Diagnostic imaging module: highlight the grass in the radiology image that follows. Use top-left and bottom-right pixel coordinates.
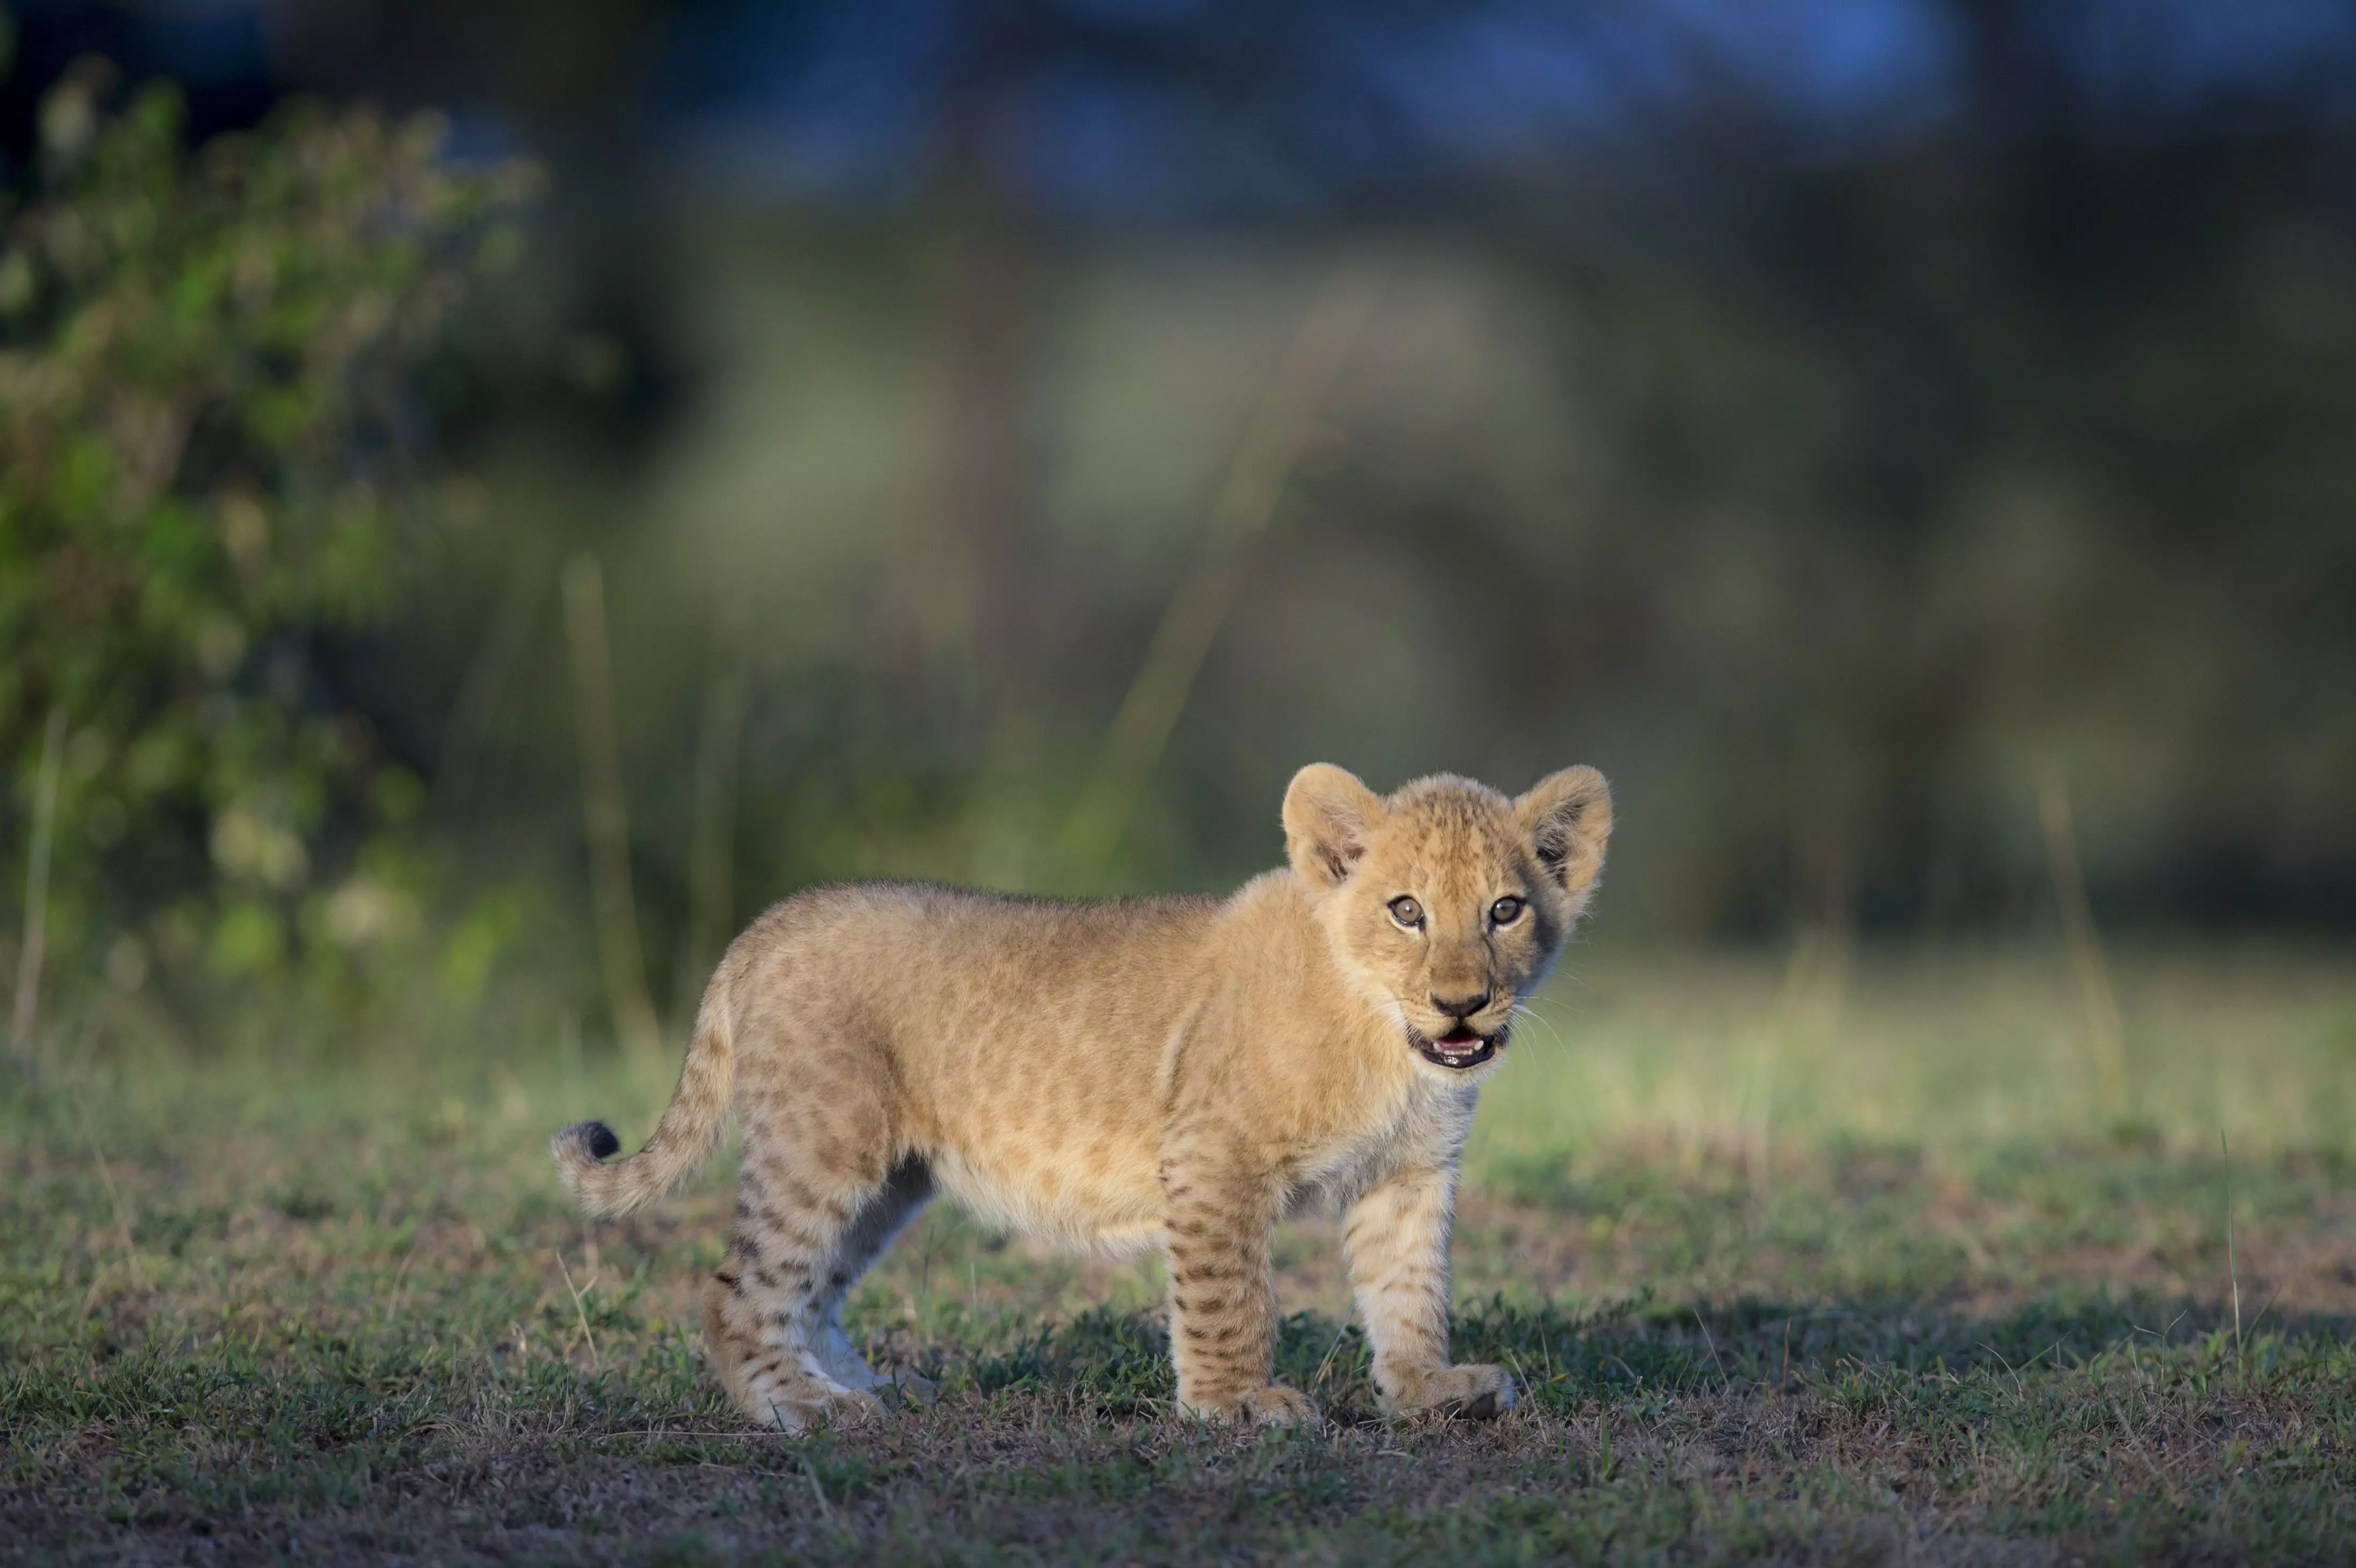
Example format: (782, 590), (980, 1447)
(6, 945), (2356, 1564)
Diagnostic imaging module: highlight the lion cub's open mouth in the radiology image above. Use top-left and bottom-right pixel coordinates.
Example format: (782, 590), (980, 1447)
(1410, 1024), (1501, 1071)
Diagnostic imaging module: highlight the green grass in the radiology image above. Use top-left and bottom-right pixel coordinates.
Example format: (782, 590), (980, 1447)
(6, 946), (2356, 1564)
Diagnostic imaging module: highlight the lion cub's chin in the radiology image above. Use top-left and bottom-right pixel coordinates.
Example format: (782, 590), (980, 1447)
(1407, 1023), (1508, 1073)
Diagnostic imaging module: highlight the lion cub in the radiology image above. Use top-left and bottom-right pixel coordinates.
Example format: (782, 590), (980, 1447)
(554, 763), (1610, 1430)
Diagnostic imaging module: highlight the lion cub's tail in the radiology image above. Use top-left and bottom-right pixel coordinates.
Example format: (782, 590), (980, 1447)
(551, 994), (735, 1218)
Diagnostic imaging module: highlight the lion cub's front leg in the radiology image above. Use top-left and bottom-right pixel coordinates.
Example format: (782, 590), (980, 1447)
(1159, 1139), (1318, 1426)
(1343, 1166), (1516, 1419)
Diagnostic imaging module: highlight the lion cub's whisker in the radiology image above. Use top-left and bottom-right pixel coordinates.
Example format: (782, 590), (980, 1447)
(1510, 1003), (1570, 1056)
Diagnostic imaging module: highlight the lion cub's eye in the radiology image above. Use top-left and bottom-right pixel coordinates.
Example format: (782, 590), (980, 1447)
(1491, 896), (1525, 926)
(1388, 896), (1425, 928)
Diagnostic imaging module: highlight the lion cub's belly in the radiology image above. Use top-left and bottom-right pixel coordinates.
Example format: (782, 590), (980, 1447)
(924, 1123), (1167, 1258)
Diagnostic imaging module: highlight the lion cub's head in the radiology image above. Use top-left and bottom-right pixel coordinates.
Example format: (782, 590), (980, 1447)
(1283, 763), (1612, 1080)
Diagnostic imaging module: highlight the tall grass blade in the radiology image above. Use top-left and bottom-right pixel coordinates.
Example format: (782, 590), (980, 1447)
(2222, 1127), (2242, 1357)
(435, 541), (552, 821)
(2040, 769), (2129, 1110)
(676, 667), (746, 1025)
(561, 553), (664, 1065)
(10, 707), (67, 1060)
(1057, 271), (1381, 881)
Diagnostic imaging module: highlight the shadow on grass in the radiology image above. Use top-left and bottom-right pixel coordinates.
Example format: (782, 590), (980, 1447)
(932, 1287), (2356, 1428)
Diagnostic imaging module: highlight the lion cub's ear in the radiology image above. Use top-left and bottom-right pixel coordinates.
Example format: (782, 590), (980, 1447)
(1283, 764), (1387, 890)
(1516, 766), (1612, 894)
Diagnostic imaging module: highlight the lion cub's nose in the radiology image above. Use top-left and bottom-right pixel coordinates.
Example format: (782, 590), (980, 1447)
(1432, 990), (1491, 1021)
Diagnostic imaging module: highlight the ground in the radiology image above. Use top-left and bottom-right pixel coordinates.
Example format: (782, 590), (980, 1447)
(5, 948), (2355, 1564)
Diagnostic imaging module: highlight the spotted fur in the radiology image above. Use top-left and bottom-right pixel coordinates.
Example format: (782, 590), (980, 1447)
(553, 764), (1611, 1430)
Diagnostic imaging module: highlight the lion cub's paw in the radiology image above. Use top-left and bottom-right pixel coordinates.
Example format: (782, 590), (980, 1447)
(754, 1385), (884, 1434)
(1239, 1384), (1321, 1426)
(1189, 1384), (1321, 1427)
(1390, 1364), (1517, 1421)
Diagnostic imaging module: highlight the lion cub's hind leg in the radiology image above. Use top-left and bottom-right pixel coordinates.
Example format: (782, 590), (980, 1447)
(702, 1090), (917, 1431)
(812, 1158), (936, 1404)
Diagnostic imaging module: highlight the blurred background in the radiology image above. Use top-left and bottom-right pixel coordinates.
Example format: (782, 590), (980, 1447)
(3, 0), (2353, 1065)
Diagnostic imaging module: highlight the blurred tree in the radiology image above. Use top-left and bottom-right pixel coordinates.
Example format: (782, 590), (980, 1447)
(0, 53), (533, 1014)
(5, 0), (2353, 977)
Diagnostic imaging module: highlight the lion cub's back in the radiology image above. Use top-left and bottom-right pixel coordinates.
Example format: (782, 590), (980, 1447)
(759, 880), (1217, 1031)
(746, 882), (1220, 1242)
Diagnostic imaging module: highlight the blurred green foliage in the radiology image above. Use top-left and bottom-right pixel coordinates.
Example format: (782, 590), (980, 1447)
(5, 7), (2354, 1064)
(0, 57), (533, 1018)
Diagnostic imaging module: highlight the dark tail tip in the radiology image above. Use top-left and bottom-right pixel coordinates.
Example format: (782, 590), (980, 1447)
(569, 1120), (620, 1160)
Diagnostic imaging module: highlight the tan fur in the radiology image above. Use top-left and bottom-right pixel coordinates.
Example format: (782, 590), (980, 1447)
(553, 764), (1611, 1430)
